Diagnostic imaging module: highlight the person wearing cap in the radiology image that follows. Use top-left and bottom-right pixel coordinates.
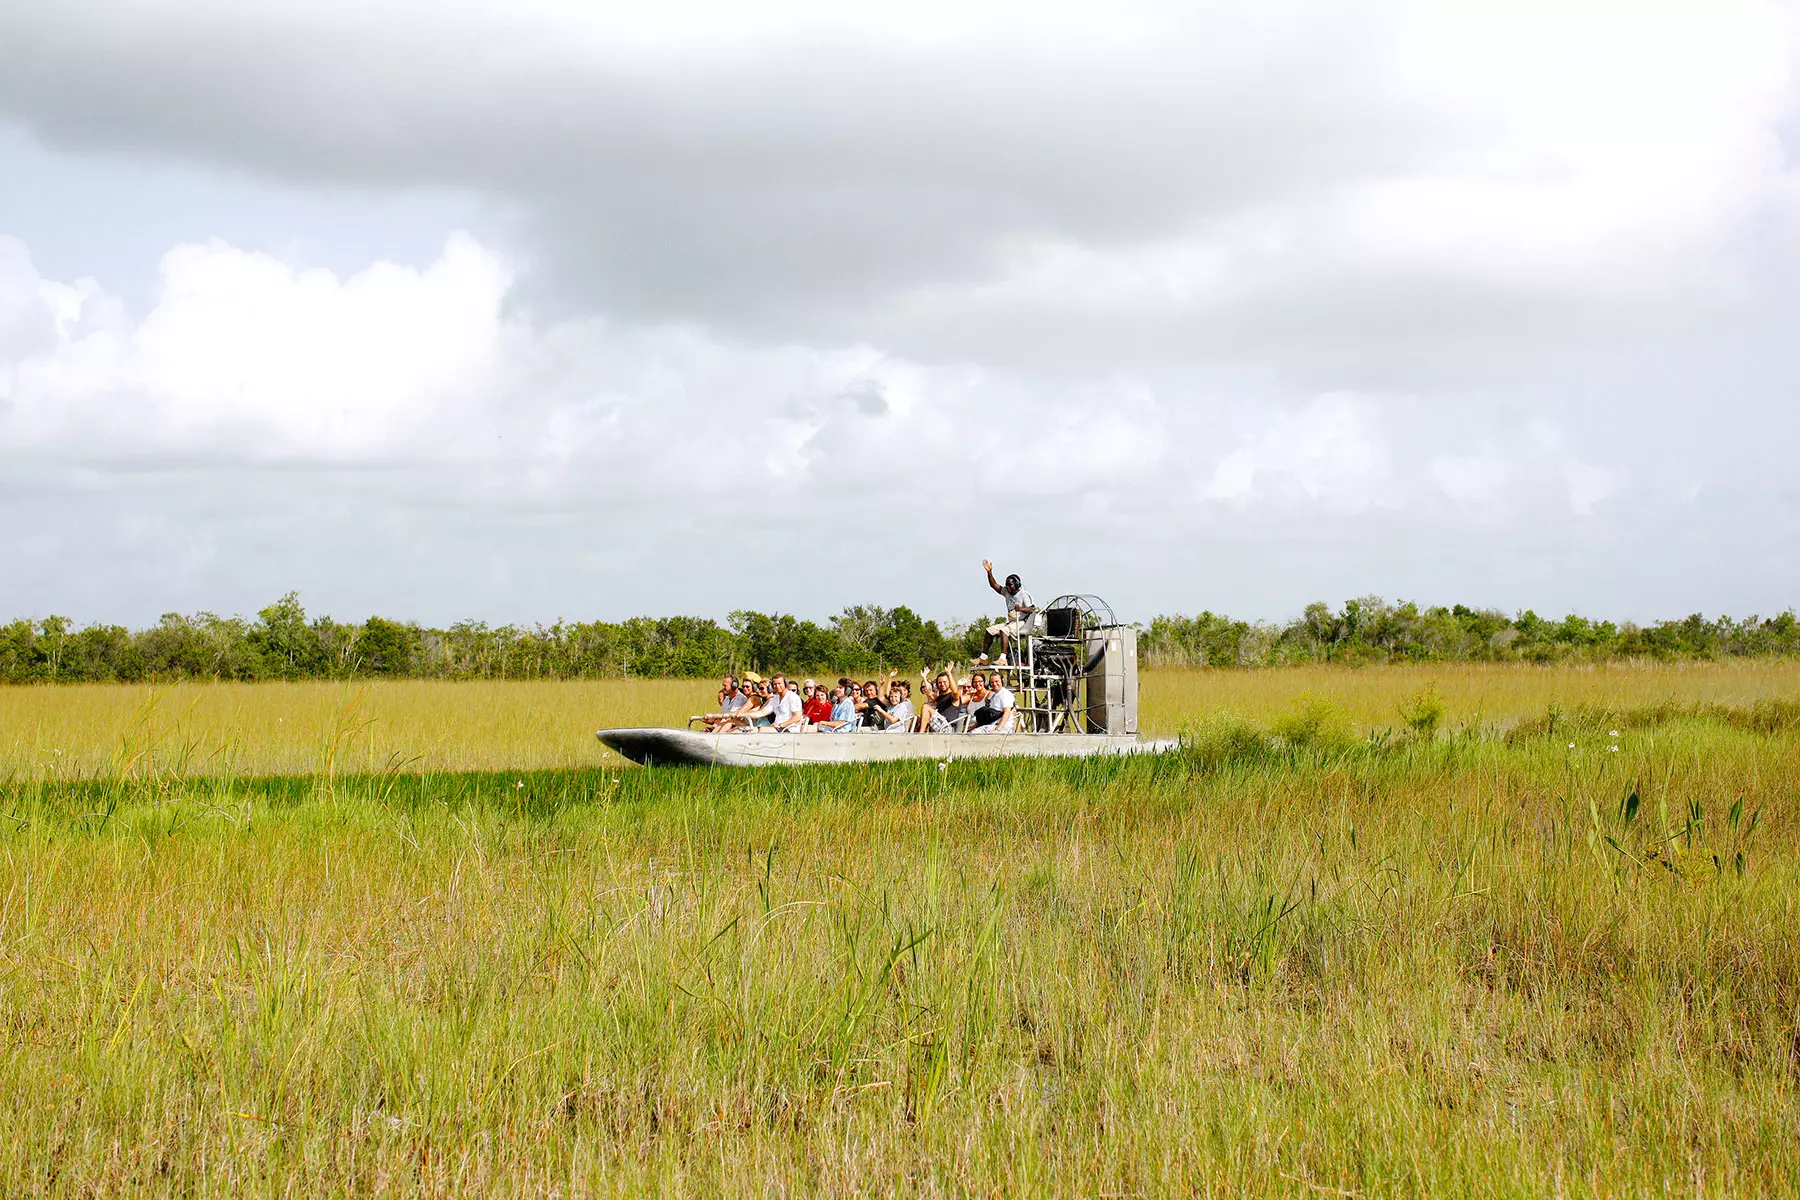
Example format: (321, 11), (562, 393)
(978, 559), (1036, 665)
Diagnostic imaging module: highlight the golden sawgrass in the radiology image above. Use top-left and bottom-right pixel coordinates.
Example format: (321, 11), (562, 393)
(5, 660), (1800, 779)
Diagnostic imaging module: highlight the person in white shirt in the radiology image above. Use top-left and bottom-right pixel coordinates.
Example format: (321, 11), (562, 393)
(731, 673), (807, 732)
(765, 674), (806, 732)
(978, 559), (1036, 665)
(968, 671), (1017, 734)
(701, 674), (753, 732)
(877, 681), (917, 734)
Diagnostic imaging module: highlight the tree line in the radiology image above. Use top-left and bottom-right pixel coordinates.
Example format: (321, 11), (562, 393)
(1143, 599), (1800, 667)
(1, 592), (1796, 684)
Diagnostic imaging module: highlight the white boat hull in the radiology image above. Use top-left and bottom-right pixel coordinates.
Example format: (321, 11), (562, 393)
(596, 727), (1175, 767)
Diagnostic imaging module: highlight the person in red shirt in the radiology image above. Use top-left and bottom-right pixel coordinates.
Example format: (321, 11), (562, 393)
(800, 679), (833, 726)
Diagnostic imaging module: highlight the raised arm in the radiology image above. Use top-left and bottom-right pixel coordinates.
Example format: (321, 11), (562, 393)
(982, 559), (1006, 597)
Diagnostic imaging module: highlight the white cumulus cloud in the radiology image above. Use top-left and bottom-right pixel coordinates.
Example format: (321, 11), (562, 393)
(0, 0), (1798, 623)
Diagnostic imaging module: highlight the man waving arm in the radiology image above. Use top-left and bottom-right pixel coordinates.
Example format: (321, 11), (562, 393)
(983, 559), (1007, 598)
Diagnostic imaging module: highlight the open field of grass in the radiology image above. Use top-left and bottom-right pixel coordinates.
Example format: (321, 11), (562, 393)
(7, 660), (1800, 779)
(2, 664), (1799, 1195)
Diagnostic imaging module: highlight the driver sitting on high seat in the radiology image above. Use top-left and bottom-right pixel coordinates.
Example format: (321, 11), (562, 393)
(977, 559), (1035, 665)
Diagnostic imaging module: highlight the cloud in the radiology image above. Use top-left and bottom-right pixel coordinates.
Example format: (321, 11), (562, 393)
(4, 234), (489, 458)
(1200, 393), (1394, 510)
(1429, 454), (1512, 508)
(1, 231), (1179, 510)
(0, 227), (1722, 628)
(0, 226), (1677, 618)
(3, 0), (1793, 371)
(2, 2), (1799, 623)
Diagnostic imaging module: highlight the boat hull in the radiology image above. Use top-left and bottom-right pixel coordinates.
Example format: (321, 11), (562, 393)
(596, 727), (1175, 767)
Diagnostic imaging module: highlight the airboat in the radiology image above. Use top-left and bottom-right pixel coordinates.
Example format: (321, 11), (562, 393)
(596, 594), (1176, 767)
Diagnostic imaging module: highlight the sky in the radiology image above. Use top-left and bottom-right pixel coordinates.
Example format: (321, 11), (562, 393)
(2, 0), (1798, 629)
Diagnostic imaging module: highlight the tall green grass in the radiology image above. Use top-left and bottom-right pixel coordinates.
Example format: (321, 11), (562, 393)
(2, 701), (1797, 1196)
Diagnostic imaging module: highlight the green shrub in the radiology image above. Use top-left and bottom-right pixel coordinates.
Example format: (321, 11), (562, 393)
(1178, 713), (1278, 769)
(1397, 684), (1445, 740)
(1270, 694), (1355, 756)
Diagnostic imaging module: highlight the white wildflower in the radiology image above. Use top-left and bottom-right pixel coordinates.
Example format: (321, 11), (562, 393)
(515, 780), (525, 789)
(1568, 742), (1576, 750)
(1609, 730), (1619, 738)
(1608, 745), (1619, 753)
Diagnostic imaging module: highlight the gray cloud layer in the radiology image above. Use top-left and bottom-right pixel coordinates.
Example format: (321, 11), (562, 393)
(2, 4), (1445, 336)
(2, 0), (1798, 625)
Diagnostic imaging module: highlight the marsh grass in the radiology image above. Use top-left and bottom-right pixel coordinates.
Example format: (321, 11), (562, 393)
(0, 678), (699, 781)
(8, 661), (1800, 780)
(2, 668), (1799, 1195)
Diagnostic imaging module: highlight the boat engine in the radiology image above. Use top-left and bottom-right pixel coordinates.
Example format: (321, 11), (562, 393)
(1007, 594), (1138, 735)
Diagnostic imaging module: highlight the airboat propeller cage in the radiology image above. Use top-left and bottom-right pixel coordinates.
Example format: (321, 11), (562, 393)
(1027, 595), (1138, 736)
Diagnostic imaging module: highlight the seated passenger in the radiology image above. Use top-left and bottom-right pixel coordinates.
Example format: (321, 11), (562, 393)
(858, 680), (888, 729)
(989, 671), (1018, 731)
(817, 685), (861, 732)
(962, 675), (990, 730)
(968, 671), (1017, 734)
(879, 680), (916, 733)
(860, 679), (911, 732)
(801, 679), (832, 726)
(921, 670), (969, 733)
(701, 674), (751, 732)
(717, 678), (763, 733)
(913, 670), (941, 730)
(731, 674), (804, 732)
(766, 674), (806, 732)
